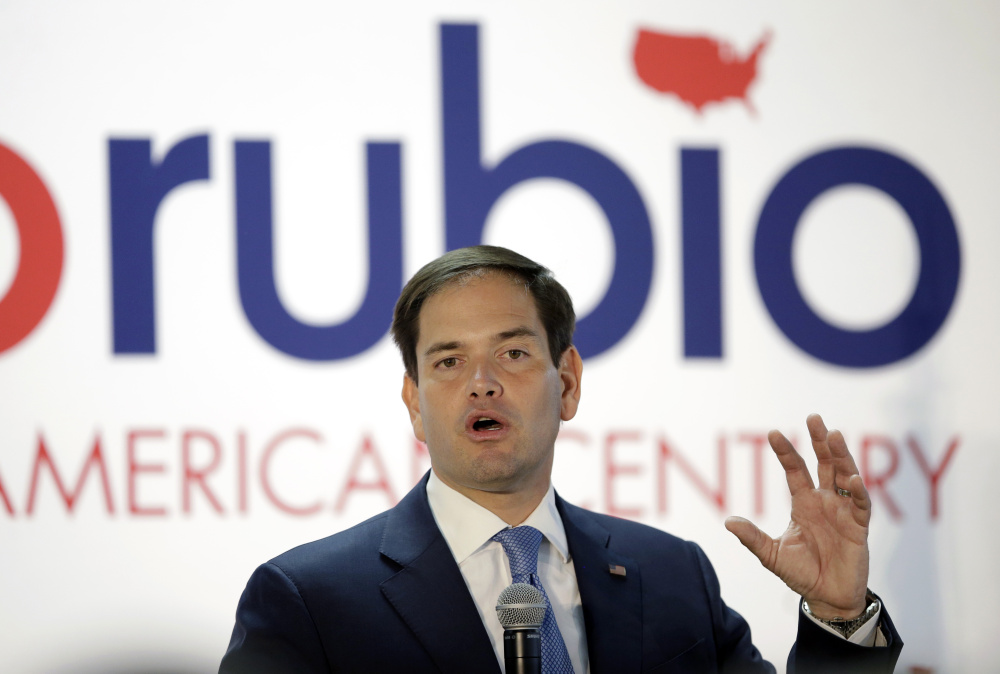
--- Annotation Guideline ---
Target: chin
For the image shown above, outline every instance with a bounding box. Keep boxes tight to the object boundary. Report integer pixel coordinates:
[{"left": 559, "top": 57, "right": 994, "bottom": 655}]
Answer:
[{"left": 470, "top": 454, "right": 547, "bottom": 490}]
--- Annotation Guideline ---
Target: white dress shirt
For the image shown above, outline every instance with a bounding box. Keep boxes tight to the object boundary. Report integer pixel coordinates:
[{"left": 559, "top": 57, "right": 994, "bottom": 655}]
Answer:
[
  {"left": 426, "top": 471, "right": 590, "bottom": 673},
  {"left": 425, "top": 471, "right": 880, "bottom": 674}
]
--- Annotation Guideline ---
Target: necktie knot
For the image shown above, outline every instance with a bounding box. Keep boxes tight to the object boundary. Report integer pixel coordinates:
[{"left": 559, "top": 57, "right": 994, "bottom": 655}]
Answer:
[{"left": 492, "top": 525, "right": 543, "bottom": 581}]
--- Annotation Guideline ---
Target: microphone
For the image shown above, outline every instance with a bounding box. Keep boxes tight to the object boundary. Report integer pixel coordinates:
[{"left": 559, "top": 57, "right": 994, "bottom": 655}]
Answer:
[{"left": 496, "top": 582, "right": 546, "bottom": 674}]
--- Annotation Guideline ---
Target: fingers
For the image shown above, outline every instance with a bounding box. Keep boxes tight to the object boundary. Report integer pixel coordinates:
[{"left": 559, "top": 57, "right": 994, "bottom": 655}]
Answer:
[
  {"left": 846, "top": 473, "right": 872, "bottom": 527},
  {"left": 807, "top": 413, "right": 835, "bottom": 491},
  {"left": 827, "top": 426, "right": 861, "bottom": 490},
  {"left": 806, "top": 413, "right": 864, "bottom": 493},
  {"left": 806, "top": 415, "right": 871, "bottom": 526},
  {"left": 724, "top": 516, "right": 776, "bottom": 571},
  {"left": 767, "top": 428, "right": 815, "bottom": 496},
  {"left": 774, "top": 415, "right": 870, "bottom": 518}
]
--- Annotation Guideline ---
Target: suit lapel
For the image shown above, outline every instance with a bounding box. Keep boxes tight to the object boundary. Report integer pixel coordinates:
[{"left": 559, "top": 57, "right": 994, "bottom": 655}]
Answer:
[
  {"left": 559, "top": 497, "right": 644, "bottom": 674},
  {"left": 379, "top": 476, "right": 500, "bottom": 673}
]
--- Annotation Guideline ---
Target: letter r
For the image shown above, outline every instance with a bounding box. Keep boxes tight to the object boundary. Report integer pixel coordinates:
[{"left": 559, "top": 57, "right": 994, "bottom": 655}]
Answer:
[{"left": 109, "top": 134, "right": 211, "bottom": 353}]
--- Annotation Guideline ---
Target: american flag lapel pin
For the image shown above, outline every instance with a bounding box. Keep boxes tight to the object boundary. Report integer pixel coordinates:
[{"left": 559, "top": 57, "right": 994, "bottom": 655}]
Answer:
[{"left": 609, "top": 564, "right": 627, "bottom": 577}]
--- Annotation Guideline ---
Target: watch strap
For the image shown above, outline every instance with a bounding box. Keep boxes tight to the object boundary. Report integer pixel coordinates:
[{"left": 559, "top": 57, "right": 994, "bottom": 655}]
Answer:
[{"left": 802, "top": 589, "right": 881, "bottom": 640}]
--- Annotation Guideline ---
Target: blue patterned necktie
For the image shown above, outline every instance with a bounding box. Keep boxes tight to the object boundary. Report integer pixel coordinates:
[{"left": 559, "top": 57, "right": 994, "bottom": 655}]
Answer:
[{"left": 492, "top": 526, "right": 575, "bottom": 674}]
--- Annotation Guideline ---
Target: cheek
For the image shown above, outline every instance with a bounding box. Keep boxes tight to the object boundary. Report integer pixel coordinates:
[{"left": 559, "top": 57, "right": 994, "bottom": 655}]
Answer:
[{"left": 416, "top": 391, "right": 446, "bottom": 439}]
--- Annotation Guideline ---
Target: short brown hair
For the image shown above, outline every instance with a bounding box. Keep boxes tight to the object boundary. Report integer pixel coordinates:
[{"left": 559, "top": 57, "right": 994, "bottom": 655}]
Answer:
[{"left": 391, "top": 245, "right": 576, "bottom": 381}]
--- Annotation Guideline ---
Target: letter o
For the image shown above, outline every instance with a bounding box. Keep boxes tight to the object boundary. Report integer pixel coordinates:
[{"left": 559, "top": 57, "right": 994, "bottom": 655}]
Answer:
[
  {"left": 0, "top": 143, "right": 64, "bottom": 354},
  {"left": 754, "top": 147, "right": 960, "bottom": 367}
]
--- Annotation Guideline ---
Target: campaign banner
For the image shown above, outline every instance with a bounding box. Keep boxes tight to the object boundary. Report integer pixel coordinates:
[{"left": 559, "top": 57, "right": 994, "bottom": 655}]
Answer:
[{"left": 1, "top": 2, "right": 997, "bottom": 672}]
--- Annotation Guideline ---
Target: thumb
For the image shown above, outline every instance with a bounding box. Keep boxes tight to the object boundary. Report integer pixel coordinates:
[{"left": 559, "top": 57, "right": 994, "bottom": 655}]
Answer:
[{"left": 724, "top": 516, "right": 776, "bottom": 570}]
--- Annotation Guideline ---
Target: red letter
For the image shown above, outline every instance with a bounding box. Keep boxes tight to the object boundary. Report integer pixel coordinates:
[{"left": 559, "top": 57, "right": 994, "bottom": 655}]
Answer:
[
  {"left": 656, "top": 435, "right": 726, "bottom": 515},
  {"left": 736, "top": 433, "right": 769, "bottom": 516},
  {"left": 0, "top": 143, "right": 64, "bottom": 354},
  {"left": 237, "top": 430, "right": 249, "bottom": 514},
  {"left": 557, "top": 429, "right": 594, "bottom": 510},
  {"left": 604, "top": 431, "right": 644, "bottom": 518},
  {"left": 259, "top": 429, "right": 323, "bottom": 516},
  {"left": 907, "top": 435, "right": 960, "bottom": 520},
  {"left": 860, "top": 435, "right": 902, "bottom": 520},
  {"left": 182, "top": 430, "right": 225, "bottom": 514},
  {"left": 0, "top": 464, "right": 14, "bottom": 515},
  {"left": 336, "top": 435, "right": 398, "bottom": 512},
  {"left": 26, "top": 433, "right": 115, "bottom": 515},
  {"left": 128, "top": 430, "right": 167, "bottom": 516}
]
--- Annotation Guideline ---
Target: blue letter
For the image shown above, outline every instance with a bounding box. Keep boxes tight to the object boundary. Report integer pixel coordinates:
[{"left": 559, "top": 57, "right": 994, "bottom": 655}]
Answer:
[
  {"left": 754, "top": 147, "right": 961, "bottom": 367},
  {"left": 109, "top": 134, "right": 211, "bottom": 353},
  {"left": 441, "top": 24, "right": 655, "bottom": 359},
  {"left": 681, "top": 148, "right": 722, "bottom": 358},
  {"left": 234, "top": 141, "right": 403, "bottom": 360}
]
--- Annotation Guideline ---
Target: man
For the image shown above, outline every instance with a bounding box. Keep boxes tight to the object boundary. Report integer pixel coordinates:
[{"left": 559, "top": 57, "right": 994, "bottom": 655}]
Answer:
[{"left": 221, "top": 245, "right": 902, "bottom": 673}]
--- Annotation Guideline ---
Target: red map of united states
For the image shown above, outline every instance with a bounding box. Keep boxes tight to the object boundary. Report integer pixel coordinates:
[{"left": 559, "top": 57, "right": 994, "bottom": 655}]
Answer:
[{"left": 633, "top": 28, "right": 771, "bottom": 113}]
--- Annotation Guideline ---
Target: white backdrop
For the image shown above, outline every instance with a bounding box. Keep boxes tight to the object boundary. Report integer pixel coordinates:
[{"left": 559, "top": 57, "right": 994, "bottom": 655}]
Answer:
[{"left": 2, "top": 2, "right": 998, "bottom": 672}]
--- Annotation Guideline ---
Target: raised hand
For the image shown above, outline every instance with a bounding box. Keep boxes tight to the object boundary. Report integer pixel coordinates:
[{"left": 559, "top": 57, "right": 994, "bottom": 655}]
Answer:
[{"left": 724, "top": 414, "right": 870, "bottom": 619}]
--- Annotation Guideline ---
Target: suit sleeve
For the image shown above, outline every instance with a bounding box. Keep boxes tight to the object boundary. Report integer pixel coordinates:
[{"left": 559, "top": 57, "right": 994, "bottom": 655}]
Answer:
[
  {"left": 691, "top": 543, "right": 903, "bottom": 674},
  {"left": 219, "top": 562, "right": 331, "bottom": 674},
  {"left": 787, "top": 599, "right": 903, "bottom": 674}
]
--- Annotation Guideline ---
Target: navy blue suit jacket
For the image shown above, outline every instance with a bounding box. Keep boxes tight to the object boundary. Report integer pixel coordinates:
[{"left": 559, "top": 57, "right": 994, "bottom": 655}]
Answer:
[{"left": 221, "top": 474, "right": 901, "bottom": 673}]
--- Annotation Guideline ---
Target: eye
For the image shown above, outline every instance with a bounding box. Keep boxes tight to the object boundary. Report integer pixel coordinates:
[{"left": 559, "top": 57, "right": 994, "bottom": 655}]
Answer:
[
  {"left": 507, "top": 349, "right": 525, "bottom": 360},
  {"left": 439, "top": 357, "right": 459, "bottom": 368}
]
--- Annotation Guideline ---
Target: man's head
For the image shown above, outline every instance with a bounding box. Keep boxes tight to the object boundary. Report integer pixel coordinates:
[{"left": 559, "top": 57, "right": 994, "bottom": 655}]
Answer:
[
  {"left": 392, "top": 246, "right": 583, "bottom": 514},
  {"left": 391, "top": 245, "right": 576, "bottom": 383}
]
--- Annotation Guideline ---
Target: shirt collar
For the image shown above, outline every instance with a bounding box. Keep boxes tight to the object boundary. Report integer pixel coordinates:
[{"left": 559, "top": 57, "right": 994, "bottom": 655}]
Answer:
[{"left": 426, "top": 470, "right": 571, "bottom": 565}]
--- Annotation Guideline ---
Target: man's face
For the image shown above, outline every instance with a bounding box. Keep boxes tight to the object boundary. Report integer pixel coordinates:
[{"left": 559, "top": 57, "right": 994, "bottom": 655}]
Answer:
[{"left": 401, "top": 273, "right": 582, "bottom": 502}]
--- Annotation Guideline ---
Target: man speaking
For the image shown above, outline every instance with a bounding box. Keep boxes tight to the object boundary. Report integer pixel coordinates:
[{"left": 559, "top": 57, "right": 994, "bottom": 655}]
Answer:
[{"left": 220, "top": 246, "right": 902, "bottom": 672}]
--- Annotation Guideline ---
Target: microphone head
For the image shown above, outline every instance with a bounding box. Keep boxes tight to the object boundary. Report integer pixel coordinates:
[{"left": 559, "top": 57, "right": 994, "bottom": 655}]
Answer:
[{"left": 495, "top": 582, "right": 546, "bottom": 629}]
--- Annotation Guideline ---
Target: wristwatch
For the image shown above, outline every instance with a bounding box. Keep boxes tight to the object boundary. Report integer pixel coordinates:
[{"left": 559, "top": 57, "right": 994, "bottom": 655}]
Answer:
[{"left": 802, "top": 589, "right": 881, "bottom": 639}]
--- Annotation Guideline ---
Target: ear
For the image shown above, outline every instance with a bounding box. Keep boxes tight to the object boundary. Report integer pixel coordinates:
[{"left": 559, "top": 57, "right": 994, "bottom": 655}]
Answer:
[
  {"left": 401, "top": 374, "right": 426, "bottom": 442},
  {"left": 557, "top": 346, "right": 583, "bottom": 422}
]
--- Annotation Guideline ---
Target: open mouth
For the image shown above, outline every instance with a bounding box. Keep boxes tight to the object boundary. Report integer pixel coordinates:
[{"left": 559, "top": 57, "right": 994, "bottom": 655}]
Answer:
[{"left": 472, "top": 417, "right": 503, "bottom": 432}]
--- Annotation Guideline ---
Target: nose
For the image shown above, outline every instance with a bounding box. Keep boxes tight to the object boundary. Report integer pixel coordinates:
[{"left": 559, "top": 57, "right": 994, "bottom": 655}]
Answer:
[{"left": 467, "top": 360, "right": 503, "bottom": 400}]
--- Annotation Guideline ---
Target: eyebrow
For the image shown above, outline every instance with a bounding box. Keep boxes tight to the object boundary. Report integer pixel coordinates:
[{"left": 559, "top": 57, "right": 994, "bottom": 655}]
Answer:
[
  {"left": 496, "top": 326, "right": 540, "bottom": 342},
  {"left": 421, "top": 326, "right": 542, "bottom": 359},
  {"left": 423, "top": 340, "right": 462, "bottom": 359}
]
